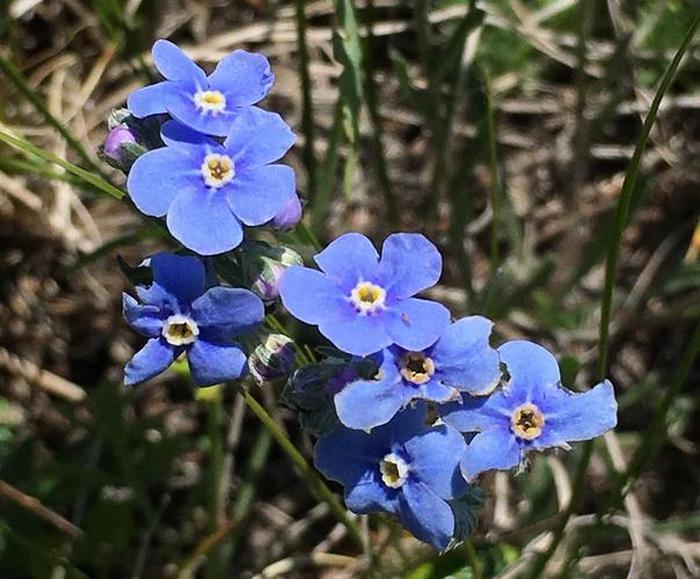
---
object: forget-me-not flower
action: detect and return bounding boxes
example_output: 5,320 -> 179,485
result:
315,405 -> 468,550
334,316 -> 501,430
128,39 -> 274,137
279,232 -> 450,356
441,340 -> 618,481
123,253 -> 264,386
127,108 -> 296,255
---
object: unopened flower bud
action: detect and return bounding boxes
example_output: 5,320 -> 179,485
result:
101,108 -> 164,173
249,334 -> 296,385
270,194 -> 303,230
243,241 -> 303,301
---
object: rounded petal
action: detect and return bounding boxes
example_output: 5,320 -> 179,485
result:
166,189 -> 244,255
152,39 -> 206,83
127,148 -> 200,217
208,50 -> 274,106
535,380 -> 618,448
314,233 -> 380,289
319,310 -> 393,356
124,338 -> 176,386
187,340 -> 247,386
432,316 -> 501,395
404,425 -> 468,499
164,85 -> 237,137
279,267 -> 347,325
345,470 -> 399,515
416,379 -> 460,404
377,233 -> 443,298
191,287 -> 264,339
160,120 -> 219,148
334,377 -> 407,431
149,253 -> 206,306
440,391 -> 512,433
227,165 -> 295,226
460,428 -> 521,482
123,293 -> 163,337
127,82 -> 170,118
314,427 -> 386,486
398,482 -> 455,550
499,340 -> 561,400
385,298 -> 450,352
223,107 -> 295,168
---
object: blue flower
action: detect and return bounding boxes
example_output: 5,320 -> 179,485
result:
123,253 -> 264,386
279,233 -> 451,356
315,405 -> 468,550
441,340 -> 618,481
334,316 -> 501,430
128,39 -> 274,137
127,108 -> 296,255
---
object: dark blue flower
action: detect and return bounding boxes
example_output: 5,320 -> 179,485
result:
128,40 -> 274,137
123,253 -> 264,386
127,108 -> 295,255
315,405 -> 468,550
334,316 -> 501,430
441,340 -> 618,481
279,233 -> 450,356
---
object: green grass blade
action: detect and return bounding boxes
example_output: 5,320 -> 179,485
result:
0,128 -> 124,200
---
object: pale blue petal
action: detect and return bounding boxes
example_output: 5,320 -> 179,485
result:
208,50 -> 274,106
432,316 -> 501,395
416,380 -> 460,403
440,391 -> 512,433
152,39 -> 206,83
404,424 -> 468,499
223,107 -> 295,168
314,233 -> 380,289
227,165 -> 295,226
377,233 -> 443,298
460,428 -> 521,482
166,189 -> 244,255
334,376 -> 406,431
399,482 -> 455,550
127,82 -> 170,118
279,267 -> 347,325
385,298 -> 450,352
499,340 -> 561,401
124,338 -> 176,386
160,120 -> 218,148
187,340 -> 247,386
319,309 -> 393,356
123,293 -> 163,337
164,85 -> 237,137
191,287 -> 264,340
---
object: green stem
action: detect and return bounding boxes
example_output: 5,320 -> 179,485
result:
240,389 -> 364,549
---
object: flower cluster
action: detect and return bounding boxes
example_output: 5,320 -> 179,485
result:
110,40 -> 618,552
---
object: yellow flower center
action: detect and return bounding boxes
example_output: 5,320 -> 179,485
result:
162,315 -> 199,346
201,153 -> 235,188
379,453 -> 409,488
400,352 -> 435,385
194,90 -> 227,114
349,281 -> 386,315
511,403 -> 545,440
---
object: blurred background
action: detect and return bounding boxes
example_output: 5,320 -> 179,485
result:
1,0 -> 700,577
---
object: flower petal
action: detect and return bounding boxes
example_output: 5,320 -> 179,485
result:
187,340 -> 247,386
160,120 -> 219,148
149,253 -> 206,306
127,147 -> 200,217
223,107 -> 295,168
123,293 -> 163,337
377,233 -> 443,298
127,82 -> 171,118
314,232 -> 380,289
164,85 -> 237,137
385,298 -> 450,352
334,376 -> 407,431
227,164 -> 295,226
279,266 -> 347,325
166,189 -> 244,255
399,482 -> 455,550
208,50 -> 274,107
124,338 -> 176,386
432,316 -> 501,395
460,428 -> 521,482
152,39 -> 206,83
535,380 -> 618,448
404,424 -> 468,499
319,310 -> 393,356
314,427 -> 386,486
191,287 -> 264,340
345,469 -> 400,515
499,340 -> 561,400
440,391 -> 512,433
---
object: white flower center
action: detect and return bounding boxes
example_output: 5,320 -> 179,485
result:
162,315 -> 199,346
511,402 -> 545,440
194,90 -> 227,114
399,352 -> 435,385
379,453 -> 409,489
349,281 -> 386,315
201,153 -> 235,188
